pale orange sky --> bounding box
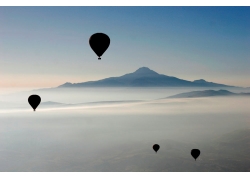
[1,69,249,89]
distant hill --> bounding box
[58,67,235,88]
[40,101,67,106]
[167,89,250,98]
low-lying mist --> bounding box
[0,88,249,171]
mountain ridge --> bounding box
[167,89,250,98]
[58,67,235,88]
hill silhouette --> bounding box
[58,67,235,88]
[167,89,250,98]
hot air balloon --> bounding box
[153,144,160,153]
[191,149,200,161]
[28,94,41,111]
[89,33,110,60]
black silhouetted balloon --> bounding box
[89,33,110,60]
[191,149,200,161]
[153,144,160,153]
[28,95,41,111]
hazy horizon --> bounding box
[0,88,250,171]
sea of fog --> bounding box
[0,87,249,171]
[1,86,249,104]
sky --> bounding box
[0,6,250,88]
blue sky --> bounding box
[0,6,249,87]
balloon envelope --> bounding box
[153,144,160,153]
[89,33,110,60]
[191,149,200,161]
[28,94,41,111]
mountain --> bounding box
[58,67,235,88]
[167,89,250,98]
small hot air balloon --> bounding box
[153,144,160,153]
[89,33,110,60]
[191,149,200,161]
[28,94,41,111]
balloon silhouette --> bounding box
[89,33,110,60]
[153,144,160,153]
[191,149,200,161]
[28,95,41,111]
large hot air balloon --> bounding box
[28,94,41,111]
[89,33,110,60]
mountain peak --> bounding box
[193,79,207,83]
[133,67,159,75]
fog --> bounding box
[1,87,249,104]
[0,88,249,171]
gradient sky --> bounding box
[1,6,249,88]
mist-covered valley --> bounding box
[0,87,249,171]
